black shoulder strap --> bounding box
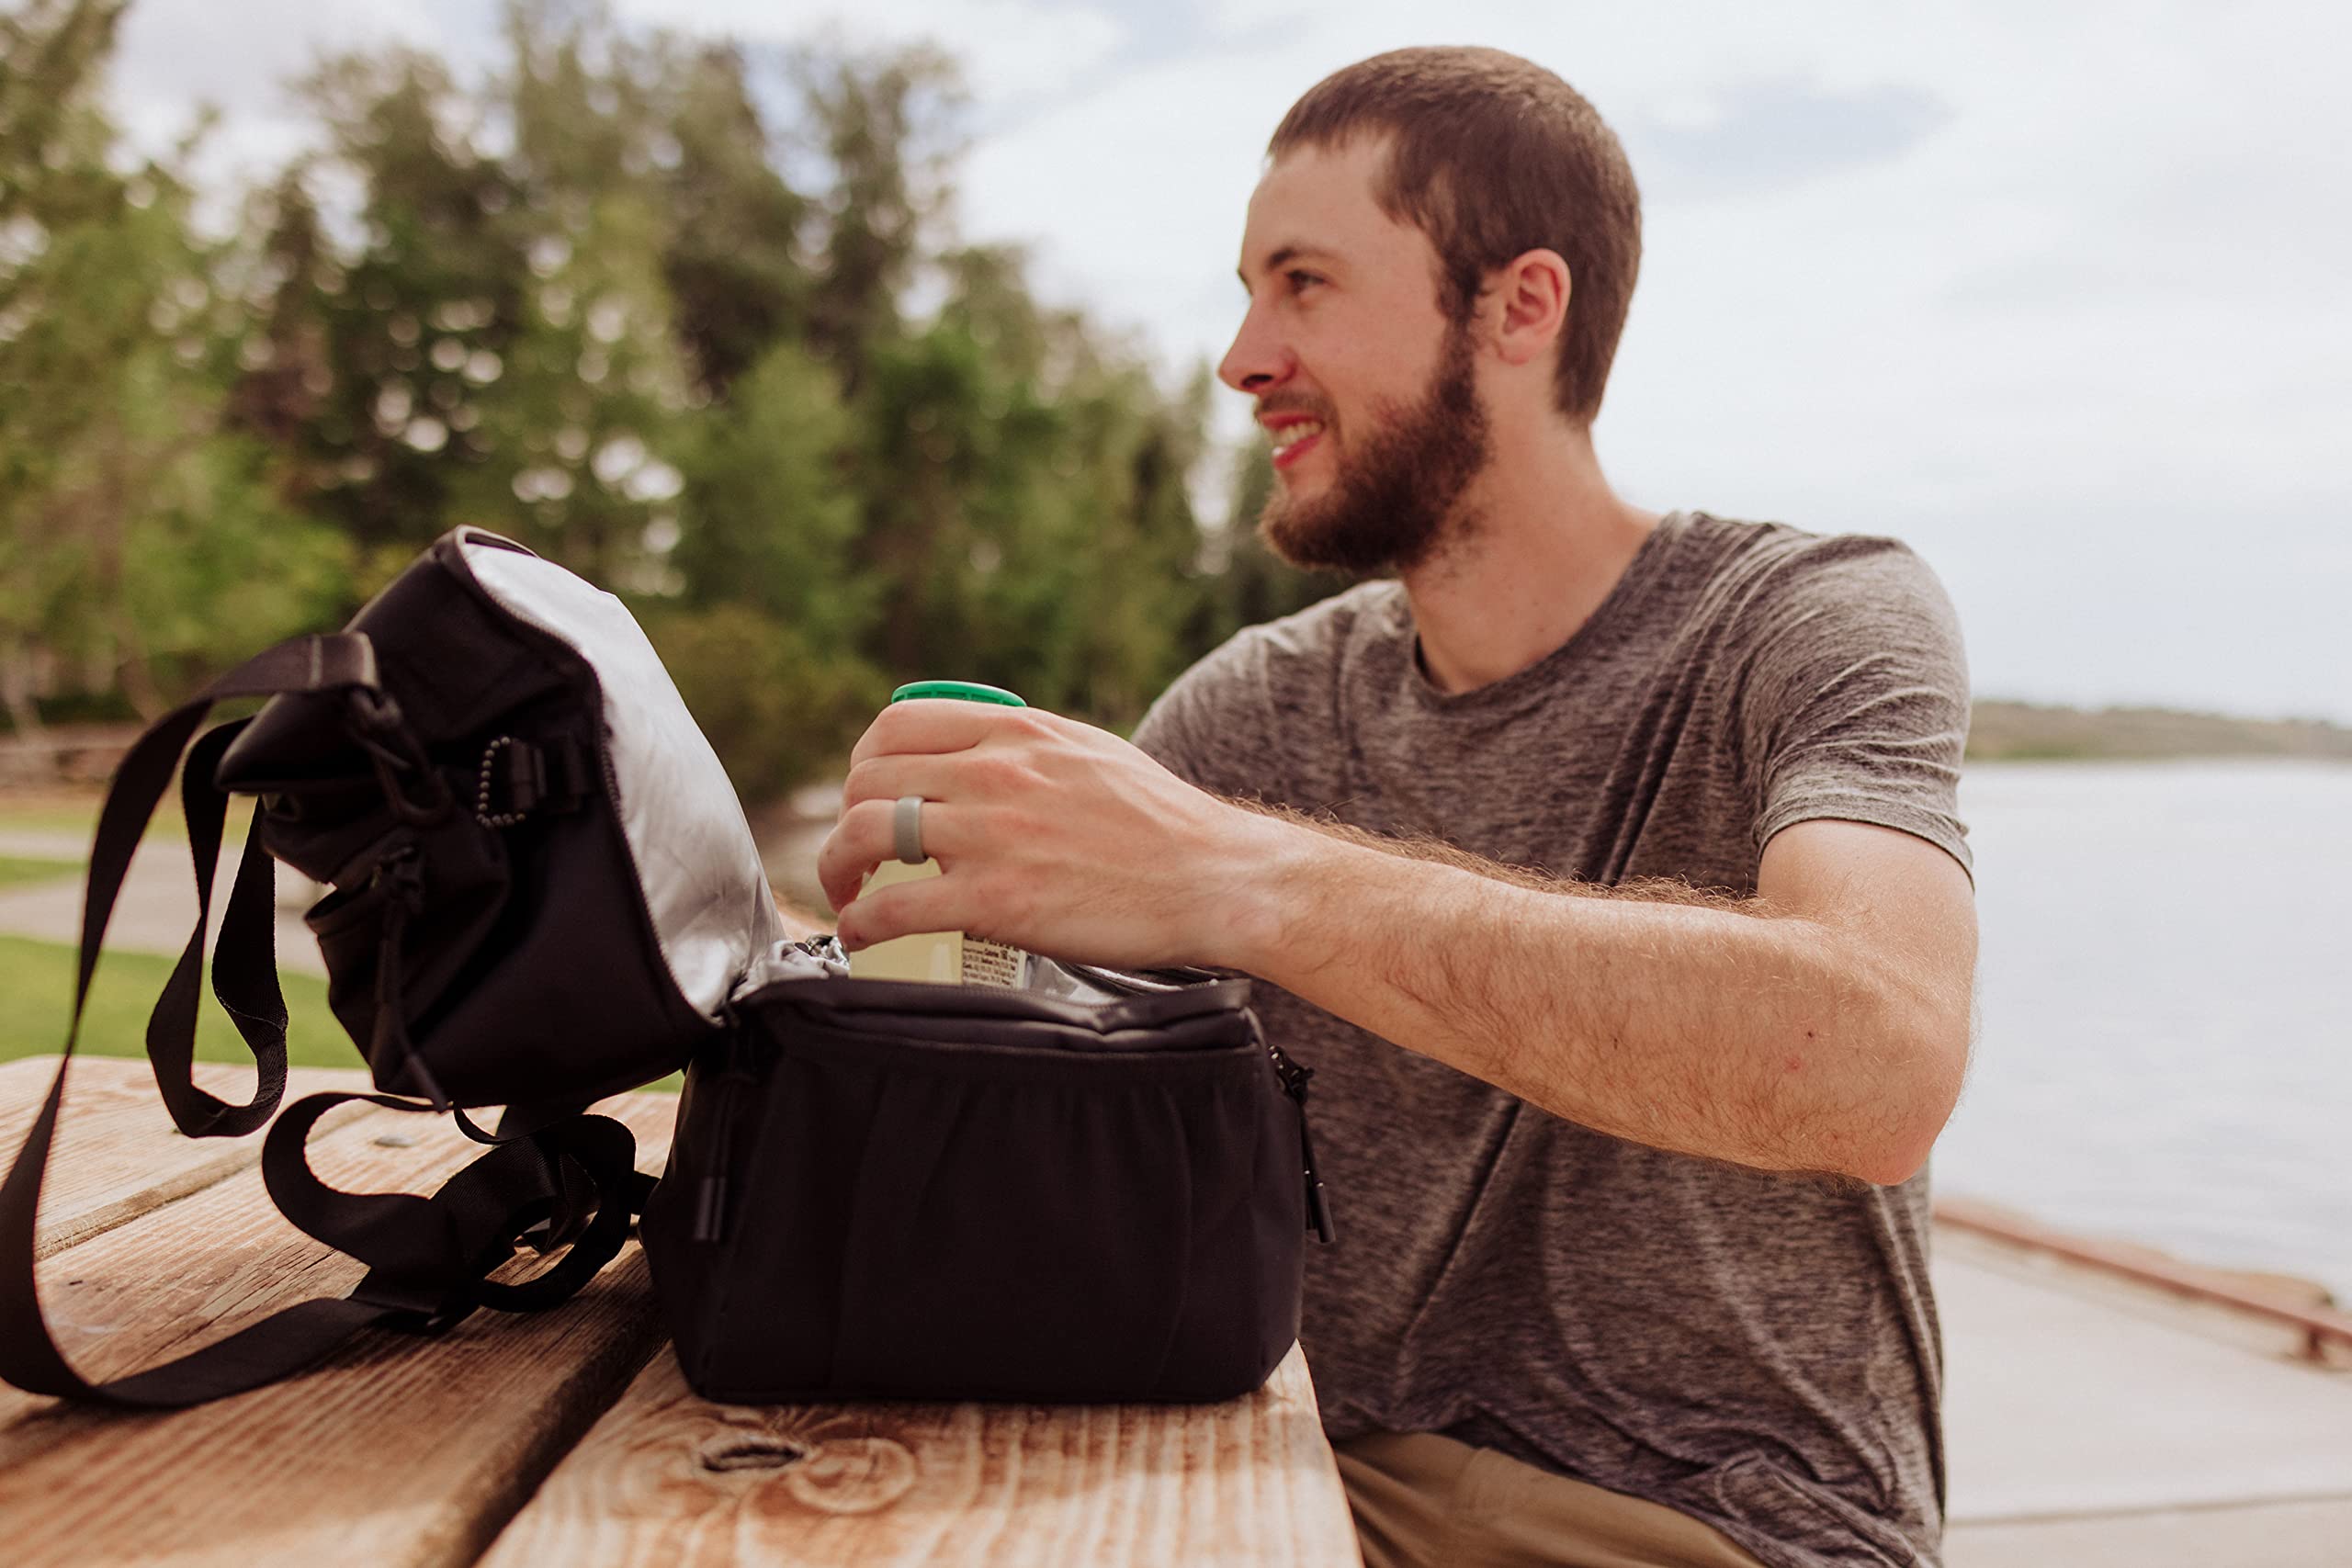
[0,635,645,1407]
[143,716,288,1138]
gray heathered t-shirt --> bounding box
[1131,509,1972,1568]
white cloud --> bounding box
[616,0,1127,103]
[112,0,453,131]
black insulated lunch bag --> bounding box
[645,958,1331,1404]
[0,525,1329,1412]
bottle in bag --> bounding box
[848,680,1035,987]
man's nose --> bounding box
[1217,300,1292,394]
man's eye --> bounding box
[1286,270,1322,292]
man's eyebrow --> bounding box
[1237,243,1340,292]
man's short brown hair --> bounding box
[1269,47,1642,425]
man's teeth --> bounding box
[1271,420,1325,454]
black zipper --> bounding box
[1261,1032,1335,1245]
[596,723,625,821]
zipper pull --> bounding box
[1264,1036,1314,1101]
[693,1172,729,1245]
[1298,1103,1336,1245]
[1259,1032,1335,1244]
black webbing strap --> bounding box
[258,1091,639,1318]
[144,716,288,1138]
[0,633,645,1407]
[0,1092,641,1406]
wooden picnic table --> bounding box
[0,1055,1361,1567]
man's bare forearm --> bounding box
[1223,810,1957,1183]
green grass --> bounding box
[0,933,354,1068]
[0,855,79,889]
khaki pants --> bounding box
[1335,1431,1771,1568]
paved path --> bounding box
[0,829,327,976]
[1939,1227,2352,1565]
[0,829,95,861]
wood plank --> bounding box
[481,1341,1360,1568]
[0,1089,681,1568]
[0,1055,376,1257]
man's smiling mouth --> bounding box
[1269,420,1327,468]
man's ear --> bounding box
[1487,248,1571,367]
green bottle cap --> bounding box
[889,680,1028,707]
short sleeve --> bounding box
[1736,536,1973,882]
[1130,671,1212,785]
[1131,629,1283,801]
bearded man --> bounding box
[819,45,1977,1568]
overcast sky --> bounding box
[108,0,2352,722]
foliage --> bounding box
[639,602,888,800]
[0,0,1339,798]
[1,0,354,726]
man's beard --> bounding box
[1257,321,1492,578]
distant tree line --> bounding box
[0,0,1340,799]
[1964,701,2352,762]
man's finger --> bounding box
[845,698,1037,773]
[815,797,895,912]
[836,862,972,952]
[816,795,980,910]
[840,752,954,818]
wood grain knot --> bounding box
[696,1435,808,1472]
[780,1438,918,1515]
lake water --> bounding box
[1934,759,2352,1302]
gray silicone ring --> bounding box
[893,795,925,865]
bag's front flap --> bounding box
[217,531,576,796]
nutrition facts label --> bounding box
[959,940,1030,989]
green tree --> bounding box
[272,48,530,572]
[638,602,886,800]
[669,339,872,648]
[1,0,349,724]
[796,43,962,384]
[656,41,811,400]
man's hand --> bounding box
[817,700,1283,968]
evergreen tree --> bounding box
[797,43,961,385]
[1,0,348,725]
[283,48,530,570]
[656,41,809,401]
